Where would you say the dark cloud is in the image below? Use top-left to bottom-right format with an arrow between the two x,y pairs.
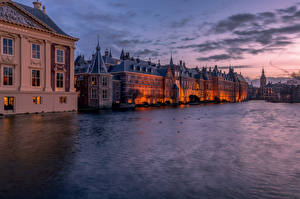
212,9 -> 281,34
181,37 -> 197,41
277,6 -> 297,14
109,2 -> 127,8
258,12 -> 277,24
218,65 -> 254,70
171,18 -> 190,28
134,49 -> 160,57
177,42 -> 220,52
183,4 -> 300,63
197,54 -> 242,61
281,11 -> 300,22
115,39 -> 152,48
41,0 -> 300,69
213,13 -> 257,33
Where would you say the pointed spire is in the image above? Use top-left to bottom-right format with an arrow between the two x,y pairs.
261,67 -> 266,78
170,51 -> 174,66
96,36 -> 101,52
109,49 -> 112,58
87,40 -> 108,74
120,49 -> 125,60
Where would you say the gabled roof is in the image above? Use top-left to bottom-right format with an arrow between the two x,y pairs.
16,2 -> 68,36
0,1 -> 77,40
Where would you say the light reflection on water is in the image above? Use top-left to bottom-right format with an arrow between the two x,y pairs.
0,101 -> 300,199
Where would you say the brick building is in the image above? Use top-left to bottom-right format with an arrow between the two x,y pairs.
75,42 -> 113,109
75,45 -> 248,109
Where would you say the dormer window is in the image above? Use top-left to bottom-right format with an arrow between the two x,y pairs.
56,49 -> 64,64
2,38 -> 13,55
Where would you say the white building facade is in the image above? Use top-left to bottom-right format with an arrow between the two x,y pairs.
0,0 -> 78,115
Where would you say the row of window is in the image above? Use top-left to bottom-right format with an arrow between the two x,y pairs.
0,67 -> 64,88
130,65 -> 153,73
91,89 -> 108,99
3,96 -> 68,111
127,76 -> 162,87
1,38 -> 65,64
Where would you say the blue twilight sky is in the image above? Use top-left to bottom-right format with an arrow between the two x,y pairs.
17,0 -> 300,78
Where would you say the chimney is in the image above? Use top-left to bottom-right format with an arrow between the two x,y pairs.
42,5 -> 46,14
33,1 -> 42,10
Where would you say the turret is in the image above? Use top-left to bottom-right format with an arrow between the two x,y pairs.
170,52 -> 174,66
120,49 -> 125,60
260,68 -> 267,97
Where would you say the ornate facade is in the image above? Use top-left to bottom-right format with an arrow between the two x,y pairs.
0,0 -> 78,115
75,44 -> 248,109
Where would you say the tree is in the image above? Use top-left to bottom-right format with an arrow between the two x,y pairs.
291,71 -> 300,80
128,89 -> 140,102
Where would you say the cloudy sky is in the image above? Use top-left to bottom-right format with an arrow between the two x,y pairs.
18,0 -> 300,79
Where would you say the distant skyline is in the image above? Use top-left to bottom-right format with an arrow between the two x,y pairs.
18,0 -> 300,79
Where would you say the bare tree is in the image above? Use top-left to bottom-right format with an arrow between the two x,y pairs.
291,71 -> 300,80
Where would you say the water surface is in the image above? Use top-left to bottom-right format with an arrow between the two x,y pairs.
0,101 -> 300,199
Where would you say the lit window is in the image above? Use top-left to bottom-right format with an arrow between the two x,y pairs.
32,70 -> 40,87
56,49 -> 64,63
32,44 -> 40,59
59,96 -> 67,104
103,89 -> 108,99
3,67 -> 13,85
3,38 -> 13,55
33,96 -> 42,104
102,76 -> 108,86
56,73 -> 64,88
91,89 -> 97,99
91,76 -> 97,86
4,96 -> 14,110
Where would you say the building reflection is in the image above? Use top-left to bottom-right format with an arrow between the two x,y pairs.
0,113 -> 78,198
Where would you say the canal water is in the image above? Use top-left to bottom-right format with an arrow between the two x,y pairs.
0,101 -> 300,199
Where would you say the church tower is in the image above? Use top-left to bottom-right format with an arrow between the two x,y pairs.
260,68 -> 266,97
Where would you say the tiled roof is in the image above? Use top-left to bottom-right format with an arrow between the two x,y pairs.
16,2 -> 69,37
109,60 -> 163,76
87,43 -> 108,74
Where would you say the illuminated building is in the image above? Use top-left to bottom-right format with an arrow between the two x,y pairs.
253,69 -> 300,103
75,44 -> 248,109
0,0 -> 78,115
264,80 -> 300,103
